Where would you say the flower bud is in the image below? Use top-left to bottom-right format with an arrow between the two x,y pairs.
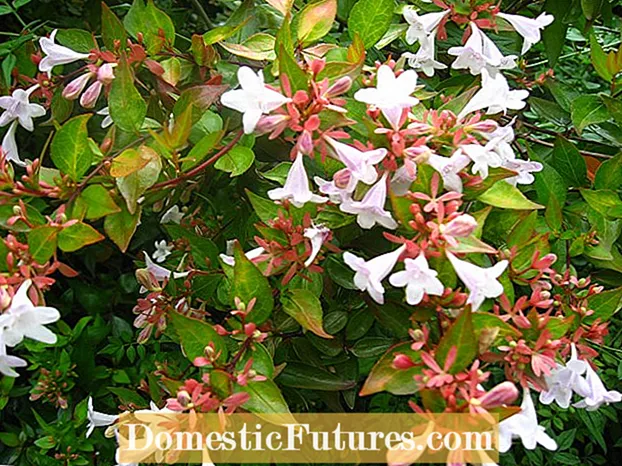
333,168 -> 351,189
254,114 -> 290,137
469,119 -> 499,133
478,381 -> 519,408
325,76 -> 352,97
79,81 -> 103,109
97,63 -> 116,85
135,268 -> 160,292
62,72 -> 93,100
392,353 -> 415,370
297,130 -> 314,155
442,214 -> 477,238
0,287 -> 10,310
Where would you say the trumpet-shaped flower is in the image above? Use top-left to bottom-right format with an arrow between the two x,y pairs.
403,7 -> 450,45
426,151 -> 471,193
160,205 -> 184,224
153,240 -> 173,263
86,396 -> 118,438
503,158 -> 543,186
219,245 -> 265,267
446,252 -> 508,311
340,174 -> 397,229
0,280 -> 60,347
457,69 -> 529,120
325,137 -> 387,185
268,152 -> 328,207
573,362 -> 622,411
448,23 -> 517,75
497,12 -> 554,55
389,252 -> 444,305
354,65 -> 419,129
314,175 -> 356,204
0,336 -> 27,377
39,29 -> 91,73
499,388 -> 557,453
0,85 -> 46,131
304,224 -> 331,267
540,344 -> 591,409
1,121 -> 22,166
221,66 -> 291,134
403,34 -> 447,77
460,141 -> 504,179
344,245 -> 406,304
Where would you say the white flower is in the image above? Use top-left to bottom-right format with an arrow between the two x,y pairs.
503,158 -> 543,186
340,173 -> 397,229
479,119 -> 516,161
460,141 -> 504,179
540,344 -> 591,409
220,66 -> 291,134
446,252 -> 508,311
497,12 -> 554,55
448,23 -> 517,75
499,388 -> 557,453
160,205 -> 184,224
0,85 -> 46,131
0,280 -> 60,347
0,336 -> 27,378
303,224 -> 331,267
143,253 -> 188,283
390,158 -> 418,196
403,34 -> 447,77
96,107 -> 113,128
219,244 -> 265,267
343,245 -> 406,304
86,396 -> 118,438
403,7 -> 450,45
573,362 -> 622,411
389,252 -> 444,305
325,137 -> 387,185
1,121 -> 23,166
267,152 -> 328,208
153,240 -> 173,263
426,151 -> 471,193
39,29 -> 91,73
314,175 -> 357,204
354,65 -> 419,129
457,69 -> 529,120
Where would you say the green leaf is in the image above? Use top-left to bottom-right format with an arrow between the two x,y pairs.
580,189 -> 622,219
246,189 -> 284,223
277,363 -> 355,391
590,33 -> 613,82
232,242 -> 274,324
585,286 -> 622,323
278,45 -> 308,93
101,2 -> 127,51
529,97 -> 571,127
295,0 -> 336,46
281,289 -> 332,339
220,33 -> 276,61
27,226 -> 59,263
551,136 -> 587,187
58,222 -> 104,252
571,95 -> 610,134
348,0 -> 394,49
116,149 -> 161,214
104,203 -> 141,252
478,182 -> 543,210
436,309 -> 476,374
534,161 -> 567,207
214,146 -> 255,177
124,0 -> 175,54
50,114 -> 93,182
168,311 -> 228,364
542,0 -> 569,66
594,153 -> 622,190
360,342 -> 421,396
76,185 -> 121,220
581,0 -> 604,20
600,94 -> 622,126
236,380 -> 296,422
108,57 -> 146,133
55,29 -> 96,53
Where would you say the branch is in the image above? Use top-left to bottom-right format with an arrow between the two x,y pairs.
523,135 -> 613,160
150,130 -> 244,190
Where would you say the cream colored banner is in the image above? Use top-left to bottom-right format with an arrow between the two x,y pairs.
116,412 -> 499,464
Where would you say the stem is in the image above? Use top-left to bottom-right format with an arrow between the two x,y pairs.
150,130 -> 244,190
522,135 -> 614,160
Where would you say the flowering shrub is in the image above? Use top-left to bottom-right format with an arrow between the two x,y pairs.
1,0 -> 622,464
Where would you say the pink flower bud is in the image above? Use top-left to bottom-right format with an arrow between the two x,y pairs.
469,119 -> 499,133
79,81 -> 102,108
442,214 -> 477,238
62,72 -> 93,100
0,288 -> 10,310
255,114 -> 290,137
310,58 -> 325,76
477,381 -> 519,408
97,63 -> 116,85
533,253 -> 557,269
325,76 -> 352,97
392,353 -> 416,370
297,130 -> 314,155
333,168 -> 351,189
